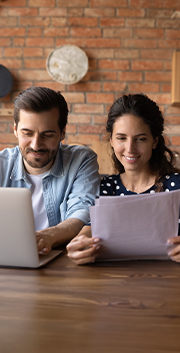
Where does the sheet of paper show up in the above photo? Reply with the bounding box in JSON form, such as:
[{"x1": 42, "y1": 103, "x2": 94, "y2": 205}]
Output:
[{"x1": 90, "y1": 189, "x2": 180, "y2": 261}]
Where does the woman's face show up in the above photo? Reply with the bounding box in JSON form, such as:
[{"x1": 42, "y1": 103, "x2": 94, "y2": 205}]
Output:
[{"x1": 110, "y1": 114, "x2": 158, "y2": 174}]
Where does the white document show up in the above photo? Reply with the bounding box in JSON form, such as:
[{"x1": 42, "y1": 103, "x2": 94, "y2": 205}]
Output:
[{"x1": 90, "y1": 189, "x2": 180, "y2": 261}]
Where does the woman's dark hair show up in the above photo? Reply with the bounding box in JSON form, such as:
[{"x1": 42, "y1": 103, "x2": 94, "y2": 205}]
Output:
[
  {"x1": 106, "y1": 93, "x2": 178, "y2": 189},
  {"x1": 14, "y1": 86, "x2": 69, "y2": 132}
]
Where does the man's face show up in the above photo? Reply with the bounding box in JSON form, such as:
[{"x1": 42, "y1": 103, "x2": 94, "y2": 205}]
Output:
[{"x1": 14, "y1": 108, "x2": 64, "y2": 175}]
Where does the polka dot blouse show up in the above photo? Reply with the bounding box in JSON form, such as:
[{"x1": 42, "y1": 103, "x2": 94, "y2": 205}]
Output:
[{"x1": 100, "y1": 173, "x2": 180, "y2": 196}]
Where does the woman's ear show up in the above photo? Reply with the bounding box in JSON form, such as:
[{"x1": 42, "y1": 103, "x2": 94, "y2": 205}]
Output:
[{"x1": 152, "y1": 137, "x2": 158, "y2": 149}]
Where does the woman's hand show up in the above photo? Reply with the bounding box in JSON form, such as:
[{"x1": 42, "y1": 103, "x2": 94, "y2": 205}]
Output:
[
  {"x1": 167, "y1": 237, "x2": 180, "y2": 263},
  {"x1": 66, "y1": 226, "x2": 101, "y2": 265}
]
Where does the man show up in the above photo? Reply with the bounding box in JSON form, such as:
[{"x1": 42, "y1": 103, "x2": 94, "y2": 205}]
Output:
[{"x1": 0, "y1": 86, "x2": 99, "y2": 254}]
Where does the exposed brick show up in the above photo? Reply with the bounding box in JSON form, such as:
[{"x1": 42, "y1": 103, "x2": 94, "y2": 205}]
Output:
[
  {"x1": 128, "y1": 83, "x2": 159, "y2": 93},
  {"x1": 166, "y1": 29, "x2": 180, "y2": 40},
  {"x1": 71, "y1": 27, "x2": 101, "y2": 37},
  {"x1": 4, "y1": 48, "x2": 23, "y2": 57},
  {"x1": 141, "y1": 49, "x2": 172, "y2": 59},
  {"x1": 23, "y1": 48, "x2": 43, "y2": 57},
  {"x1": 68, "y1": 114, "x2": 92, "y2": 124},
  {"x1": 171, "y1": 136, "x2": 180, "y2": 146},
  {"x1": 17, "y1": 70, "x2": 50, "y2": 81},
  {"x1": 117, "y1": 8, "x2": 145, "y2": 17},
  {"x1": 103, "y1": 28, "x2": 132, "y2": 38},
  {"x1": 13, "y1": 38, "x2": 25, "y2": 46},
  {"x1": 29, "y1": 0, "x2": 55, "y2": 7},
  {"x1": 27, "y1": 28, "x2": 42, "y2": 37},
  {"x1": 126, "y1": 18, "x2": 155, "y2": 27},
  {"x1": 62, "y1": 92, "x2": 85, "y2": 103},
  {"x1": 0, "y1": 38, "x2": 11, "y2": 47},
  {"x1": 26, "y1": 38, "x2": 54, "y2": 47},
  {"x1": 145, "y1": 72, "x2": 171, "y2": 82},
  {"x1": 78, "y1": 124, "x2": 106, "y2": 134},
  {"x1": 165, "y1": 116, "x2": 180, "y2": 124},
  {"x1": 118, "y1": 72, "x2": 142, "y2": 81},
  {"x1": 86, "y1": 93, "x2": 114, "y2": 103},
  {"x1": 86, "y1": 48, "x2": 114, "y2": 59},
  {"x1": 51, "y1": 18, "x2": 68, "y2": 27},
  {"x1": 123, "y1": 39, "x2": 157, "y2": 48},
  {"x1": 68, "y1": 17, "x2": 98, "y2": 27},
  {"x1": 99, "y1": 59, "x2": 129, "y2": 70},
  {"x1": 20, "y1": 17, "x2": 50, "y2": 26},
  {"x1": 2, "y1": 0, "x2": 26, "y2": 6},
  {"x1": 134, "y1": 28, "x2": 164, "y2": 38},
  {"x1": 57, "y1": 0, "x2": 89, "y2": 6},
  {"x1": 130, "y1": 0, "x2": 180, "y2": 8},
  {"x1": 7, "y1": 8, "x2": 38, "y2": 16},
  {"x1": 24, "y1": 59, "x2": 45, "y2": 69},
  {"x1": 0, "y1": 17, "x2": 17, "y2": 26},
  {"x1": 157, "y1": 19, "x2": 180, "y2": 29},
  {"x1": 68, "y1": 82, "x2": 101, "y2": 92},
  {"x1": 0, "y1": 28, "x2": 25, "y2": 37},
  {"x1": 132, "y1": 60, "x2": 164, "y2": 70},
  {"x1": 65, "y1": 124, "x2": 77, "y2": 134},
  {"x1": 39, "y1": 8, "x2": 67, "y2": 16},
  {"x1": 100, "y1": 18, "x2": 125, "y2": 27},
  {"x1": 103, "y1": 82, "x2": 128, "y2": 92},
  {"x1": 43, "y1": 28, "x2": 69, "y2": 37},
  {"x1": 0, "y1": 58, "x2": 22, "y2": 69},
  {"x1": 84, "y1": 8, "x2": 115, "y2": 17},
  {"x1": 73, "y1": 104, "x2": 104, "y2": 114},
  {"x1": 115, "y1": 49, "x2": 139, "y2": 59},
  {"x1": 90, "y1": 0, "x2": 127, "y2": 6},
  {"x1": 65, "y1": 134, "x2": 100, "y2": 145},
  {"x1": 0, "y1": 133, "x2": 17, "y2": 144}
]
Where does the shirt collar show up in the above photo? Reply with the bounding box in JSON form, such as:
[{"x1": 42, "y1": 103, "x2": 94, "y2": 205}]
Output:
[{"x1": 10, "y1": 145, "x2": 64, "y2": 181}]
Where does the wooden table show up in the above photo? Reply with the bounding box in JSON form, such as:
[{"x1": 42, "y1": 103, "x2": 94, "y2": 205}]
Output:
[{"x1": 1, "y1": 254, "x2": 180, "y2": 353}]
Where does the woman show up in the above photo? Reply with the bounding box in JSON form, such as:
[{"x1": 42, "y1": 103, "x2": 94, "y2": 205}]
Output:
[{"x1": 67, "y1": 93, "x2": 180, "y2": 264}]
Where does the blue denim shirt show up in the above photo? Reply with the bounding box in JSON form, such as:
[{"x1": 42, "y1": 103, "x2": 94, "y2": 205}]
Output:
[{"x1": 0, "y1": 144, "x2": 100, "y2": 226}]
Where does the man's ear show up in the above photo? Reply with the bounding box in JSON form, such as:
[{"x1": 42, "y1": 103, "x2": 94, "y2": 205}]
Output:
[
  {"x1": 14, "y1": 123, "x2": 18, "y2": 138},
  {"x1": 60, "y1": 128, "x2": 66, "y2": 141}
]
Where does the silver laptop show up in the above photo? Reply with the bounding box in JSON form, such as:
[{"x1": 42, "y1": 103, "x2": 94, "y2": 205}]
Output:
[{"x1": 0, "y1": 187, "x2": 63, "y2": 268}]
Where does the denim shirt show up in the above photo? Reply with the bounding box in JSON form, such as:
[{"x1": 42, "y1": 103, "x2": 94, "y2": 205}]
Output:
[{"x1": 0, "y1": 144, "x2": 100, "y2": 227}]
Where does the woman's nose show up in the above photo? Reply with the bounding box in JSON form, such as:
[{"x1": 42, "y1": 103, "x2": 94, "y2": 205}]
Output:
[{"x1": 127, "y1": 139, "x2": 136, "y2": 153}]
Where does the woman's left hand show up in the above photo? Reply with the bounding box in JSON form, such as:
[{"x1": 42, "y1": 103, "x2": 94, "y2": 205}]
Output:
[{"x1": 167, "y1": 237, "x2": 180, "y2": 263}]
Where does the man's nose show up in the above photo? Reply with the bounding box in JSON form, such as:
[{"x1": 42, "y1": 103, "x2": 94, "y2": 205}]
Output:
[{"x1": 30, "y1": 135, "x2": 41, "y2": 150}]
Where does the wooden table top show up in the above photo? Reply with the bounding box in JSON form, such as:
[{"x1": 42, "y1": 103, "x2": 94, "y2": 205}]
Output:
[{"x1": 1, "y1": 253, "x2": 180, "y2": 353}]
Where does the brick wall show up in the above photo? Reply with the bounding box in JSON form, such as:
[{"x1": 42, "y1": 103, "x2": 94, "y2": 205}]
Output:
[{"x1": 0, "y1": 0, "x2": 180, "y2": 172}]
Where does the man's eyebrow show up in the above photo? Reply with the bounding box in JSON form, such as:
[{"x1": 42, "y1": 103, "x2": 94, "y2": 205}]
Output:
[{"x1": 20, "y1": 128, "x2": 56, "y2": 133}]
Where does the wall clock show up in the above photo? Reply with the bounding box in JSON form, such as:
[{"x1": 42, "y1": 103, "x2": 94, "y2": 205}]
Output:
[{"x1": 46, "y1": 45, "x2": 88, "y2": 85}]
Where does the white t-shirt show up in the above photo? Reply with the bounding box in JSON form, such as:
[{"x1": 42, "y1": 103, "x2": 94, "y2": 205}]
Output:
[{"x1": 27, "y1": 173, "x2": 49, "y2": 231}]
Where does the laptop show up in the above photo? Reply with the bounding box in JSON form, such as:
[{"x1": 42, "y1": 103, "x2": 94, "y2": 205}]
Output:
[{"x1": 0, "y1": 187, "x2": 63, "y2": 268}]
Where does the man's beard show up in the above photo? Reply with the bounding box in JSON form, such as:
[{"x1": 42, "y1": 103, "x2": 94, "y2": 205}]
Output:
[{"x1": 20, "y1": 147, "x2": 58, "y2": 169}]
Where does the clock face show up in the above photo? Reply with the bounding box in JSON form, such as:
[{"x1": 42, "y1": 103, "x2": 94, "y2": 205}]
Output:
[{"x1": 46, "y1": 45, "x2": 89, "y2": 85}]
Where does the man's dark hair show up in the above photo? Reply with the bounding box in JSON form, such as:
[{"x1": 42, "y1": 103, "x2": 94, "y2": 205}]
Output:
[{"x1": 14, "y1": 86, "x2": 69, "y2": 132}]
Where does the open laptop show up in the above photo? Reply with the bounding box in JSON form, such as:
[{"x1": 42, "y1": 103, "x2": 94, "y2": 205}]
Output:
[{"x1": 0, "y1": 187, "x2": 63, "y2": 268}]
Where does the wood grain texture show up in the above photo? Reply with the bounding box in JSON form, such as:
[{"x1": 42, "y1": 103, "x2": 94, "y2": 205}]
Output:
[{"x1": 0, "y1": 254, "x2": 180, "y2": 353}]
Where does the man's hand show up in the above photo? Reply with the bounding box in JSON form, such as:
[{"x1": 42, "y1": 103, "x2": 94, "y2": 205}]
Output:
[
  {"x1": 36, "y1": 228, "x2": 55, "y2": 255},
  {"x1": 167, "y1": 237, "x2": 180, "y2": 263},
  {"x1": 36, "y1": 218, "x2": 85, "y2": 255}
]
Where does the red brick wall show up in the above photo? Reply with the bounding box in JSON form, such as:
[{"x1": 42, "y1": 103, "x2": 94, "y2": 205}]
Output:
[{"x1": 0, "y1": 0, "x2": 180, "y2": 166}]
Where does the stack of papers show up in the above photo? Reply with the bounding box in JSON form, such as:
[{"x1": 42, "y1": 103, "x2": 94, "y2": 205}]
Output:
[{"x1": 90, "y1": 189, "x2": 180, "y2": 261}]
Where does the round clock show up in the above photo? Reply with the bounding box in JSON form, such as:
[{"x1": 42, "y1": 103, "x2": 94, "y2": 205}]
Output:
[{"x1": 46, "y1": 45, "x2": 89, "y2": 85}]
